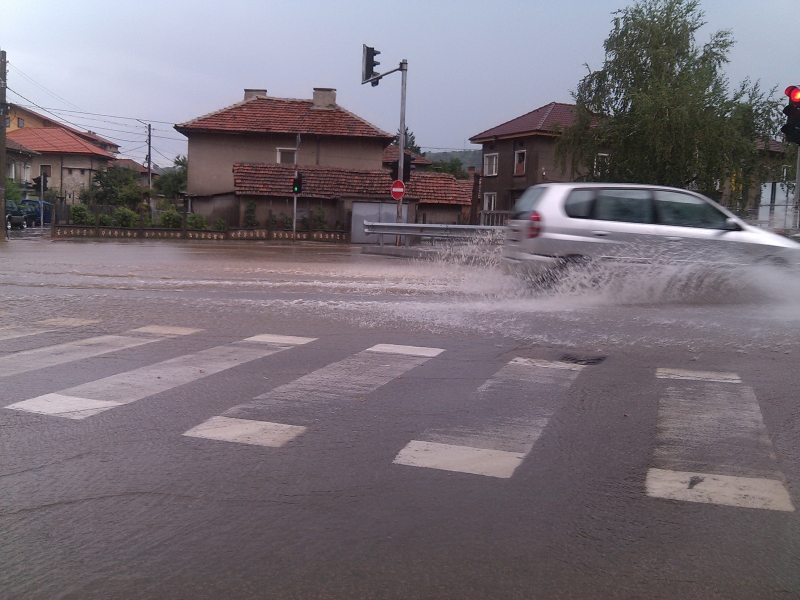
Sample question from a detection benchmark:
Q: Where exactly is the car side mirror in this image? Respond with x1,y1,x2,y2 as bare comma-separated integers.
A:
723,218,742,232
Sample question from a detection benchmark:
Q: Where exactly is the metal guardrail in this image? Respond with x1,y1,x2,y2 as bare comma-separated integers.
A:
363,221,504,240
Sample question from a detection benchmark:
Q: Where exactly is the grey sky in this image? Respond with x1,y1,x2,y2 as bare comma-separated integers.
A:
1,0,795,167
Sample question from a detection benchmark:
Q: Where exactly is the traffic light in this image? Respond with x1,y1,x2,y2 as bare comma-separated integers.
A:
362,45,381,87
390,154,413,183
32,173,48,193
781,85,800,145
292,173,303,194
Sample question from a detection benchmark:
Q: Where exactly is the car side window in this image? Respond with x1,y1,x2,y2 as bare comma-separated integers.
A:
654,191,728,229
594,189,653,224
564,189,595,218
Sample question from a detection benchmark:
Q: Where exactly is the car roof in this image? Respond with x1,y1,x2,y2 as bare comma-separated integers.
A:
539,182,699,192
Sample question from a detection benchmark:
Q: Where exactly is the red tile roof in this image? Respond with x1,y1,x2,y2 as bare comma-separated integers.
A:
10,104,119,153
8,127,116,158
176,96,393,140
382,144,432,165
5,137,39,155
114,158,148,173
470,102,578,142
233,164,471,205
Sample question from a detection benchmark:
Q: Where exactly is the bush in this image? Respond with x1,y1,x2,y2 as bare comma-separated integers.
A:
71,204,93,226
266,212,277,230
187,214,208,230
159,208,183,229
312,206,327,230
213,218,227,231
97,213,113,226
112,207,139,228
279,213,293,230
244,201,259,228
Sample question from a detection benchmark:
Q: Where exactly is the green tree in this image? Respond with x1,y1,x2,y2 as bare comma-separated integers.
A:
393,127,423,155
5,178,22,202
556,0,783,212
91,165,147,209
154,155,188,199
430,158,470,179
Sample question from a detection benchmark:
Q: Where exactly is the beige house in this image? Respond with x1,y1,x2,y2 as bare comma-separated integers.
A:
5,138,38,186
175,88,394,224
7,127,114,203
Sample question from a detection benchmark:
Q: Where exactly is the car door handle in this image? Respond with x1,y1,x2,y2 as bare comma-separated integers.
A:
665,236,682,242
592,230,610,237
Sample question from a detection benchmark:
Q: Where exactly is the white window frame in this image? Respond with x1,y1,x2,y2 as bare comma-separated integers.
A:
483,192,497,212
277,148,296,164
17,118,24,128
483,153,498,177
514,150,526,176
594,153,609,177
7,160,15,180
22,164,31,182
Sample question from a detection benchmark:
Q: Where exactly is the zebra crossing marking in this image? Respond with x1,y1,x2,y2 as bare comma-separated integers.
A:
393,357,583,478
184,343,444,448
646,468,794,512
184,416,306,447
0,329,198,379
655,368,741,384
647,369,794,511
0,318,99,342
5,334,315,420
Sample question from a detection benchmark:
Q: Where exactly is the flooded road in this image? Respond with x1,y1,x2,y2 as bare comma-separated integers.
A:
1,237,799,599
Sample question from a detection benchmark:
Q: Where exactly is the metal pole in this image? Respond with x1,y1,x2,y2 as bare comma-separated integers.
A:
794,150,800,229
293,134,300,242
396,59,407,245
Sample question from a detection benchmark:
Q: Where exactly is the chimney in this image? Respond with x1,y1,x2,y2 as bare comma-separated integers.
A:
467,166,475,174
244,89,267,101
312,88,337,109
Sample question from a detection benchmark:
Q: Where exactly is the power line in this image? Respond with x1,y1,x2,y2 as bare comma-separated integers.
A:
8,62,86,112
12,103,176,125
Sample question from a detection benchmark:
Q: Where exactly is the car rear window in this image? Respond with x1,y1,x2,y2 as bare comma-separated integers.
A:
564,189,594,218
654,191,728,229
513,186,546,216
594,189,653,224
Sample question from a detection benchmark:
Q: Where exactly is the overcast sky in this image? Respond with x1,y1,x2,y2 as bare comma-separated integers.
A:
1,0,796,167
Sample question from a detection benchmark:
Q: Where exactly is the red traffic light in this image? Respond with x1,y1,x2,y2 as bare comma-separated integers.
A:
785,86,800,103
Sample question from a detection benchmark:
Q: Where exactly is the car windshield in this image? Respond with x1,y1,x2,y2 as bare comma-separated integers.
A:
513,186,547,216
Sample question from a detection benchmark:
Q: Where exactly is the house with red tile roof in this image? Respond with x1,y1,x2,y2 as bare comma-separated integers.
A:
175,88,396,226
233,163,471,239
114,158,159,187
381,144,432,173
469,102,579,216
6,103,120,155
8,127,115,203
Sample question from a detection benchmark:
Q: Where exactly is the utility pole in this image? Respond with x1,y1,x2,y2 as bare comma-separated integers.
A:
1,49,7,241
147,123,153,220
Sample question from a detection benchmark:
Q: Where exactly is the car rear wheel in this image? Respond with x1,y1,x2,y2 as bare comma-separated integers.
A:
20,220,27,230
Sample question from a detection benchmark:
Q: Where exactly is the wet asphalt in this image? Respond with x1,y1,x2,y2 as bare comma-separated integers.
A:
1,234,799,599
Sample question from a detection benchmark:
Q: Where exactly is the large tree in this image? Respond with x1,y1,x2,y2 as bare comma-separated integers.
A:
154,155,188,200
556,0,783,212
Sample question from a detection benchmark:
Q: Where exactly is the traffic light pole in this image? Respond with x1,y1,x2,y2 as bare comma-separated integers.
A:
795,151,800,228
396,60,407,226
293,134,300,242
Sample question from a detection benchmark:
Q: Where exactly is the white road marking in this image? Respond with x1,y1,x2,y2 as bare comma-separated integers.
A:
648,376,794,511
0,335,162,378
184,416,306,447
7,393,122,420
366,343,444,357
393,440,525,478
656,368,741,383
6,335,314,420
0,318,98,342
646,468,794,512
188,344,443,447
394,357,582,478
128,325,204,336
244,334,318,345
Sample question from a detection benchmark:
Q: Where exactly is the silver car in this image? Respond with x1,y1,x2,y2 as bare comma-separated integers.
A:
503,183,800,272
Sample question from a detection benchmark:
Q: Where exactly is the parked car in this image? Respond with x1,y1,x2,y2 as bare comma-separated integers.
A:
5,199,27,230
503,183,800,273
21,199,53,227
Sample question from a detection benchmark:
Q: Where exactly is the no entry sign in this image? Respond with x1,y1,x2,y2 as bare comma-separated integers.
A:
390,180,406,200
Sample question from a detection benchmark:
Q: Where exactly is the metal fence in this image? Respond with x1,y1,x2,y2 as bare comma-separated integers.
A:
479,210,514,226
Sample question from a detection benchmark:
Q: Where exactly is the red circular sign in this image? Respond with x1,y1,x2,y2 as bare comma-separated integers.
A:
391,180,406,200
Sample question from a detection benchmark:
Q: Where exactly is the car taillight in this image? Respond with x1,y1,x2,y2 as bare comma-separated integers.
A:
527,211,541,238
